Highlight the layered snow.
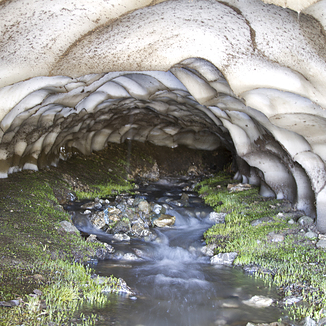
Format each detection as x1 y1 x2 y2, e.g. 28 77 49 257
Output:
0 0 326 231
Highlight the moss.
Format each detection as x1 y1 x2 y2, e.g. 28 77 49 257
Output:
199 172 326 322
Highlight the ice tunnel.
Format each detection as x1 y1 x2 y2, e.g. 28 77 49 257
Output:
0 0 326 231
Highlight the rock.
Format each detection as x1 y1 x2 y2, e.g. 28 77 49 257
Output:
251 216 274 226
131 223 151 238
0 299 20 307
316 239 326 249
267 232 284 242
81 201 102 210
298 216 314 226
33 289 42 296
96 243 115 260
59 220 79 233
288 218 295 224
180 192 189 206
86 234 98 242
300 317 317 326
138 200 151 215
200 244 216 257
123 253 142 261
305 231 318 239
227 183 251 193
90 211 106 229
283 296 302 305
208 212 226 224
242 295 273 308
153 214 176 227
187 165 199 176
113 233 130 242
152 203 163 214
243 265 259 274
112 220 130 234
210 252 238 266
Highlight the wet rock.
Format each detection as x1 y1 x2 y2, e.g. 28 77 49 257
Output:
96 243 115 260
112 220 130 234
139 162 160 181
113 233 130 242
298 216 314 226
59 220 79 233
151 203 163 214
242 295 273 308
153 214 176 227
208 212 226 224
210 252 238 266
123 253 142 261
180 192 189 206
81 201 102 210
200 244 217 257
251 216 274 226
316 239 326 249
138 200 151 215
131 222 151 238
90 211 107 229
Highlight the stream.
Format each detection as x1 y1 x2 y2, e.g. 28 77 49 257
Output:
69 177 283 326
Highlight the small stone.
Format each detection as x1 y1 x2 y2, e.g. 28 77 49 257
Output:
316 239 326 249
242 295 273 308
288 218 295 224
211 252 238 266
298 216 314 226
305 231 318 239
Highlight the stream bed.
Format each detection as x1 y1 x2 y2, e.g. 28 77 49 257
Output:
69 177 284 326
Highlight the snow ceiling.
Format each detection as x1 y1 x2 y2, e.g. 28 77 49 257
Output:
0 0 326 231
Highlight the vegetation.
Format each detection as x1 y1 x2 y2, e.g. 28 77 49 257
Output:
197 173 326 322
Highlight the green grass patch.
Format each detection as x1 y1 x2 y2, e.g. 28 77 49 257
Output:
199 172 326 322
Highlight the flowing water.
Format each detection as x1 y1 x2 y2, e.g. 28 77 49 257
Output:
75 177 283 326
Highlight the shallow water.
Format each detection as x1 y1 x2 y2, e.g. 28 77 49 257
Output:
78 178 283 326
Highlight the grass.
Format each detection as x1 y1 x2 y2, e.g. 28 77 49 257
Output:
197 172 326 322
